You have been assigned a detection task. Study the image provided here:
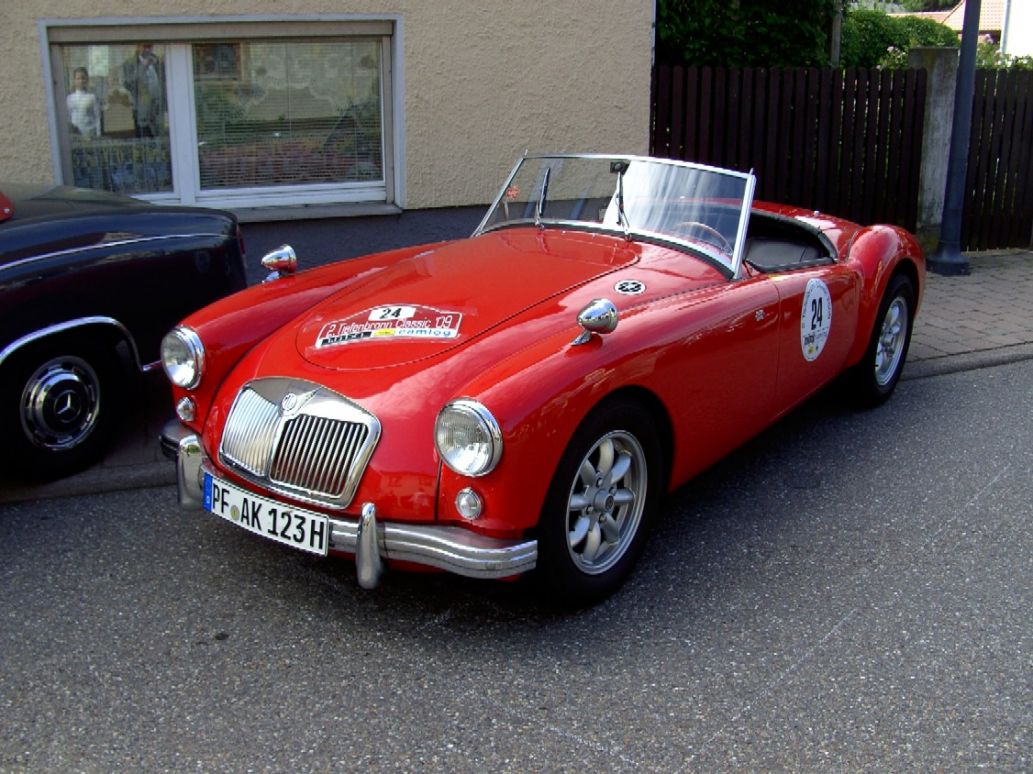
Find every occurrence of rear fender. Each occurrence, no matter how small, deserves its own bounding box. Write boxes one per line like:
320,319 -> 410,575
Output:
844,225 -> 925,367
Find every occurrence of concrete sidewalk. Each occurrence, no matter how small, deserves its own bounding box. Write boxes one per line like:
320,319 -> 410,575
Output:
2,249 -> 1031,505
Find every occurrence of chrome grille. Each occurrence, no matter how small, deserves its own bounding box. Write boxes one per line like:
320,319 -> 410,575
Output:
219,378 -> 380,509
270,414 -> 369,497
220,387 -> 280,475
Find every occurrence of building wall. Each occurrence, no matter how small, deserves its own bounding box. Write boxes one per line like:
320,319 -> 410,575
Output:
1003,0 -> 1033,57
1,2 -> 654,210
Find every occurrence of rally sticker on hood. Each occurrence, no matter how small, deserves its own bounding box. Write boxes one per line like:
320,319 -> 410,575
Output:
316,305 -> 463,348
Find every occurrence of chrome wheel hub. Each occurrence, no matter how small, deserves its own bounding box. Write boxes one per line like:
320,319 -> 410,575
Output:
20,356 -> 101,451
874,297 -> 908,387
565,430 -> 647,574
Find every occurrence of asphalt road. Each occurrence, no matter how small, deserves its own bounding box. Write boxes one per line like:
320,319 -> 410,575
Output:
2,360 -> 1030,771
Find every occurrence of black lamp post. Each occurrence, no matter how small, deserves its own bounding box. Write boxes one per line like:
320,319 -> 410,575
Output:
928,0 -> 981,276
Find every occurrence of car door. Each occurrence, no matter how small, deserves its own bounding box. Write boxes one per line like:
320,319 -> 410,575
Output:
770,262 -> 861,411
662,272 -> 783,485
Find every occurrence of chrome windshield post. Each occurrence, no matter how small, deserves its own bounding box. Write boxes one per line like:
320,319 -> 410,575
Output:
534,166 -> 551,228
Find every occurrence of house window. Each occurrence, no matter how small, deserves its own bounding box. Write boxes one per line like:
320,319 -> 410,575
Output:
47,20 -> 395,211
193,39 -> 383,191
59,43 -> 174,194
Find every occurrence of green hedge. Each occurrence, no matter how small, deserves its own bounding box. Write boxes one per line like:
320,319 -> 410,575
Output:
840,9 -> 957,68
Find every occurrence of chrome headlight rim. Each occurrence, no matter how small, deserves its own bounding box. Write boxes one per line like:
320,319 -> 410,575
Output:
434,398 -> 503,477
161,326 -> 205,390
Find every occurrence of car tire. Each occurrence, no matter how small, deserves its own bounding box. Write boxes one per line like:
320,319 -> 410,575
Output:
0,337 -> 123,480
534,399 -> 662,607
852,273 -> 915,407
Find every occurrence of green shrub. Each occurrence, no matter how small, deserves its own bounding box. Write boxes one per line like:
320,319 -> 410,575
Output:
977,40 -> 1033,70
656,0 -> 839,67
841,8 -> 957,68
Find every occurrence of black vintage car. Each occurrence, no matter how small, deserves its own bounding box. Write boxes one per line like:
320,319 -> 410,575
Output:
0,184 -> 246,480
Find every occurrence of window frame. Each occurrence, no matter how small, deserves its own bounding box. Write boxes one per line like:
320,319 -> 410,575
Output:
40,16 -> 404,212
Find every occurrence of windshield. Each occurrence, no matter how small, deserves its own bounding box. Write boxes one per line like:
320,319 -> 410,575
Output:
476,154 -> 756,276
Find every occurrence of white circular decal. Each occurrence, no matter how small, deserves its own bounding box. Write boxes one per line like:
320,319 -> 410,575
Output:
614,279 -> 645,295
801,278 -> 832,362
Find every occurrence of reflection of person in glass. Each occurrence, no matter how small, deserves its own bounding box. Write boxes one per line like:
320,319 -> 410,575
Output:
66,67 -> 101,137
121,43 -> 165,137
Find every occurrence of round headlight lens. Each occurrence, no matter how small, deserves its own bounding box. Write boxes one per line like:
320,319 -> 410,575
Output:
434,399 -> 502,477
161,326 -> 205,390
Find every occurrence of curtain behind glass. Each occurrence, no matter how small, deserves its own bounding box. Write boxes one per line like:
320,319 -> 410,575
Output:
193,39 -> 382,190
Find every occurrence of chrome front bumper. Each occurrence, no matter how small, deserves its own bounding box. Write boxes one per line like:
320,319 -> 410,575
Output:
161,420 -> 537,588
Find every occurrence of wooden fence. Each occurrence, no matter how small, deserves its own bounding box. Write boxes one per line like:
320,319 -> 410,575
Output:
652,63 -> 1033,251
651,64 -> 927,232
965,69 -> 1033,251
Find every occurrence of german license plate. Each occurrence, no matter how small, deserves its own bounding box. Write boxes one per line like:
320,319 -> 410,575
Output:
203,473 -> 330,556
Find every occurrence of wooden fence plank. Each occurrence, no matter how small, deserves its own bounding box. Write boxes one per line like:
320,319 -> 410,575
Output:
762,69 -> 782,202
750,68 -> 769,182
814,68 -> 833,210
684,67 -> 700,162
827,69 -> 845,217
902,69 -> 925,234
991,71 -> 1020,245
1009,72 -> 1033,246
670,65 -> 686,161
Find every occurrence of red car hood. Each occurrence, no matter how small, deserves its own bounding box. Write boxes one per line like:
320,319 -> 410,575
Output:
294,229 -> 640,370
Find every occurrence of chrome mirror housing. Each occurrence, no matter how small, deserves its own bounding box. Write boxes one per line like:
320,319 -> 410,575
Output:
261,245 -> 298,282
572,298 -> 619,345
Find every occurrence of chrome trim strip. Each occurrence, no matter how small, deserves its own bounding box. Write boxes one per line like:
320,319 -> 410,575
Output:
0,233 -> 224,275
0,316 -> 144,371
331,518 -> 538,580
730,173 -> 757,281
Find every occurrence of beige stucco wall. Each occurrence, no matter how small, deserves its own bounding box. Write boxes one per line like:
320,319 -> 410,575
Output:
0,2 -> 654,209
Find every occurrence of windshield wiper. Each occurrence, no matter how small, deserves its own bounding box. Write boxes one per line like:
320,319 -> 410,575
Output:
611,160 -> 631,238
534,166 -> 551,228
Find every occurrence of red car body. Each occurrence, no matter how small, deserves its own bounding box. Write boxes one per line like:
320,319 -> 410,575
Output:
162,155 -> 923,605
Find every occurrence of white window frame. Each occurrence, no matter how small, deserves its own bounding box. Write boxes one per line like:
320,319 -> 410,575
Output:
40,15 -> 406,212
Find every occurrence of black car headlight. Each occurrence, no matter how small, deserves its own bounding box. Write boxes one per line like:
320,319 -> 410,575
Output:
434,399 -> 502,477
161,326 -> 205,390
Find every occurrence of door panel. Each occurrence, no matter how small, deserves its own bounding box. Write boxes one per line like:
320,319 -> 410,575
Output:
665,275 -> 782,485
771,264 -> 860,410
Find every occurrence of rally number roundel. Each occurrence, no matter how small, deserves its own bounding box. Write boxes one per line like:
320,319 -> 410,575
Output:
800,278 -> 832,362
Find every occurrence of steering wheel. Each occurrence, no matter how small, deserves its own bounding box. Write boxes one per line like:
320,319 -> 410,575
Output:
672,221 -> 733,254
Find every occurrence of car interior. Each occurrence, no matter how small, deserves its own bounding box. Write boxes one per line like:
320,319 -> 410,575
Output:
743,212 -> 834,273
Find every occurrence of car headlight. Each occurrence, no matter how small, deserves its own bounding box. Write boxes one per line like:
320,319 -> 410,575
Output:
434,399 -> 502,477
161,326 -> 205,390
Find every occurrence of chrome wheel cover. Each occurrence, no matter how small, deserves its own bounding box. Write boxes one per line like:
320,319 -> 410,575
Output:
565,430 -> 647,575
20,356 -> 101,451
874,297 -> 909,387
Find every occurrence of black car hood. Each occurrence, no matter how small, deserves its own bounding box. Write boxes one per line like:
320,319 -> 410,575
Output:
0,184 -> 144,224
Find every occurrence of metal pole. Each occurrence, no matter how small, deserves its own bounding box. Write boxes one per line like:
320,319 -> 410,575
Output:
928,0 -> 981,276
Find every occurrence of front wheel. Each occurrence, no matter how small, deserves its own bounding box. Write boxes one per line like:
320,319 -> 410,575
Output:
851,273 -> 915,407
534,400 -> 662,607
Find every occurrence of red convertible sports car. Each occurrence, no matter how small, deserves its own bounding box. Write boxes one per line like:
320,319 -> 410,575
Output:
161,154 -> 923,606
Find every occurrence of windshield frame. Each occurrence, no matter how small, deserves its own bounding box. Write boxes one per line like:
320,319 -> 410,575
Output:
474,153 -> 757,279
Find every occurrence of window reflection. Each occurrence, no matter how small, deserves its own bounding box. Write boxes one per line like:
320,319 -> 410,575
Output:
59,43 -> 173,194
193,39 -> 382,190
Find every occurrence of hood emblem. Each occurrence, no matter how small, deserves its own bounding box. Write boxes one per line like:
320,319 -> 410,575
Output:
280,389 -> 315,417
614,279 -> 645,295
